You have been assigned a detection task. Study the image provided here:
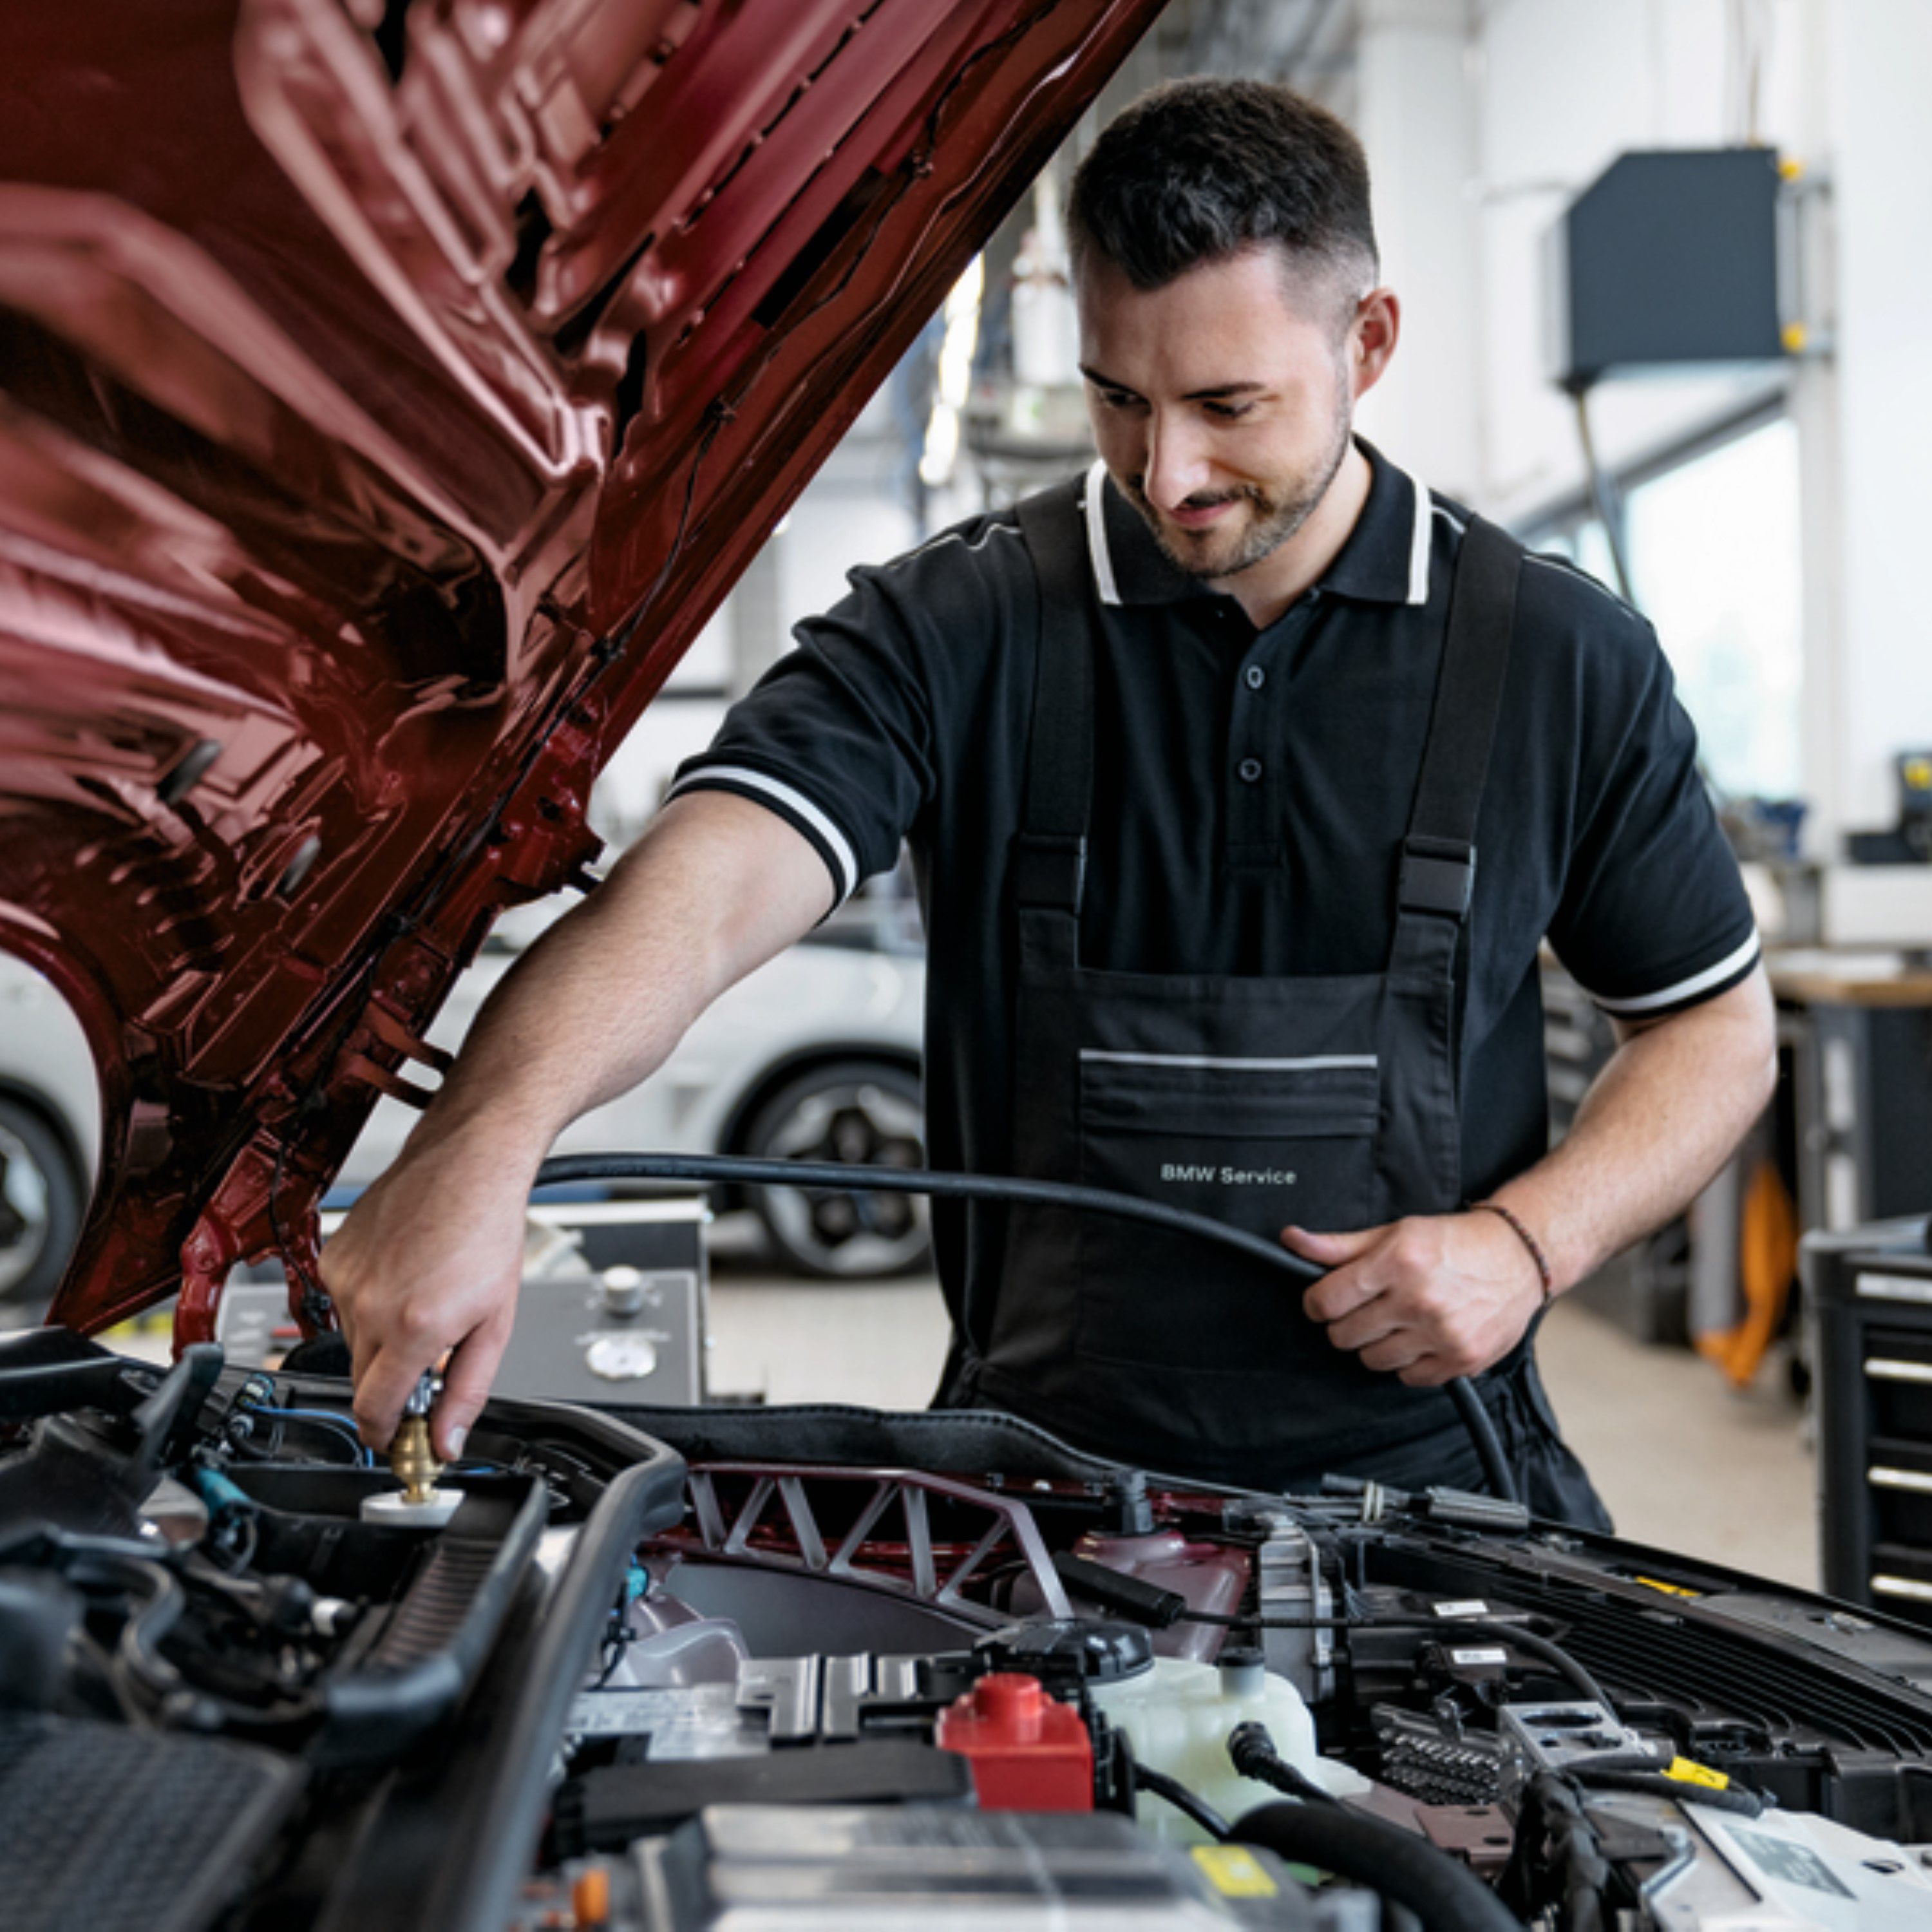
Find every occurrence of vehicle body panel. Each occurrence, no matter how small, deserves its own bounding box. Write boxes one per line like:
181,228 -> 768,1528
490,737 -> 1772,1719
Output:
0,0 -> 1167,1338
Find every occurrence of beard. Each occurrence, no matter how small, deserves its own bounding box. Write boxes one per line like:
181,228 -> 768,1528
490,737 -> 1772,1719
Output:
1124,390 -> 1354,583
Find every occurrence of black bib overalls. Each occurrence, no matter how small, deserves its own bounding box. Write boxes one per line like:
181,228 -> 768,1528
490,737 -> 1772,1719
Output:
948,476 -> 1607,1526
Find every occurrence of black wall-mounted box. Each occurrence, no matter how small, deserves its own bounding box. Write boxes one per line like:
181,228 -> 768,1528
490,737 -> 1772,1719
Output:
1550,147 -> 1786,388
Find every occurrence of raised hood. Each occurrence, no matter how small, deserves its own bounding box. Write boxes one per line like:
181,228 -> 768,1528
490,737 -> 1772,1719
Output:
0,0 -> 1164,1340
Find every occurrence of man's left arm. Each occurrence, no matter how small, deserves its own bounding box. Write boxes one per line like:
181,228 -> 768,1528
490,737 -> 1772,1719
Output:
1287,963 -> 1777,1384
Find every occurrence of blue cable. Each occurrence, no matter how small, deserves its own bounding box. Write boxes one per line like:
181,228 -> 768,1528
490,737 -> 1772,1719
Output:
247,1405 -> 372,1467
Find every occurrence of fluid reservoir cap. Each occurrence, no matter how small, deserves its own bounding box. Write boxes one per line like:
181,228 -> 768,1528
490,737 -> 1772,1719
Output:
1218,1644 -> 1267,1699
978,1618 -> 1155,1685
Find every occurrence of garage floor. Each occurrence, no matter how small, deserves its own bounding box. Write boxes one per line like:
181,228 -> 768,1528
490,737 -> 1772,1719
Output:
705,1245 -> 1819,1591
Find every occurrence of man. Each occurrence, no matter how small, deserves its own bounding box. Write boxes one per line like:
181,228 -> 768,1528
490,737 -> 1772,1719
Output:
323,81 -> 1775,1521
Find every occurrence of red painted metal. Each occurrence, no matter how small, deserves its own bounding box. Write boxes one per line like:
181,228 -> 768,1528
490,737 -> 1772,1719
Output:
0,0 -> 1169,1340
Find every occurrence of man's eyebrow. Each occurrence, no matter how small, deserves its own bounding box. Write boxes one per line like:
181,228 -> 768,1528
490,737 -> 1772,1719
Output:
1077,365 -> 1269,402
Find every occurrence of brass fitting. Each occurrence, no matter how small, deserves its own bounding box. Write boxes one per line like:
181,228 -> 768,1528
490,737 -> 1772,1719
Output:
390,1413 -> 442,1504
390,1368 -> 444,1503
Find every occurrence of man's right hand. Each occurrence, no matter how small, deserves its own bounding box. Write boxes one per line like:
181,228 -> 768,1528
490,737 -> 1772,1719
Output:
314,791 -> 843,1459
320,1132 -> 538,1458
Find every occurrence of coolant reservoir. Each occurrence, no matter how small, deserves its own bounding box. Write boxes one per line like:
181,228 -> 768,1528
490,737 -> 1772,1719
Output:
1091,1651 -> 1369,1844
1070,1527 -> 1249,1662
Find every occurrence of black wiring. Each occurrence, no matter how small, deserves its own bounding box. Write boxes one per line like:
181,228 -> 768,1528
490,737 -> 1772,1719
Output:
1133,1762 -> 1231,1841
1177,1610 -> 1614,1712
269,1112 -> 335,1328
591,1607 -> 636,1690
1569,1766 -> 1763,1817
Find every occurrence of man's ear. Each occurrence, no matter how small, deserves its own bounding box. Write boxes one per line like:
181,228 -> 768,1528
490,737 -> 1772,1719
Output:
1350,287 -> 1400,400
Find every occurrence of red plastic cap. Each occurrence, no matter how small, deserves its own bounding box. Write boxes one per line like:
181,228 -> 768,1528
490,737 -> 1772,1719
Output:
936,1671 -> 1094,1812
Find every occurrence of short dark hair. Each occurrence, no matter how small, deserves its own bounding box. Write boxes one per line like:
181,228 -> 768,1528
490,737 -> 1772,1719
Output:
1066,79 -> 1378,309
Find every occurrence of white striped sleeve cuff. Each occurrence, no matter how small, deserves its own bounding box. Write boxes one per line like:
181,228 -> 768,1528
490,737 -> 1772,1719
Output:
665,764 -> 862,907
1573,928 -> 1763,1017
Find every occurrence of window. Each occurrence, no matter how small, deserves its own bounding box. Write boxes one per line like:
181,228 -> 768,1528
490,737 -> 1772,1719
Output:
1526,412 -> 1804,802
1624,416 -> 1803,801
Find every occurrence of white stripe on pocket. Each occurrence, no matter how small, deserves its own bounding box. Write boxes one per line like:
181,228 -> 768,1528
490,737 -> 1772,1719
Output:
1078,1050 -> 1378,1072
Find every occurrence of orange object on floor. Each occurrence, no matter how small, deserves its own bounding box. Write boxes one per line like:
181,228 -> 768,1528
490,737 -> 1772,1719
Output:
1696,1157 -> 1798,1388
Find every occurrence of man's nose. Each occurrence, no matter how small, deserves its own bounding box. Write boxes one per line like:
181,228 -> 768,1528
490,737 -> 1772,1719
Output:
1142,412 -> 1213,510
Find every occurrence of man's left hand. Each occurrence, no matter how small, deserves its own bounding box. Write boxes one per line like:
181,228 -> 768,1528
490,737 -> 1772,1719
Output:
1283,1212 -> 1546,1385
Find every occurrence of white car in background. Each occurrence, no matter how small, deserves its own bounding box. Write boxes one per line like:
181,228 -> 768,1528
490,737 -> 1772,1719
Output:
0,905 -> 928,1307
340,897 -> 929,1278
0,953 -> 99,1309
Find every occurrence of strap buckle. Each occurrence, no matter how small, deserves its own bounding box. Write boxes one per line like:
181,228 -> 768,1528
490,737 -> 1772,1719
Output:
1398,835 -> 1477,920
1010,834 -> 1088,912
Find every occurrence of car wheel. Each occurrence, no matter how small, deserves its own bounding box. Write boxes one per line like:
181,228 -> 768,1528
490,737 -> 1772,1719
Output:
742,1060 -> 930,1279
0,1097 -> 84,1313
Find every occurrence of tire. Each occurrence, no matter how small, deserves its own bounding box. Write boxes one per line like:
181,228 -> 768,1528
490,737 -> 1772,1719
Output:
0,1096 -> 84,1314
741,1059 -> 931,1279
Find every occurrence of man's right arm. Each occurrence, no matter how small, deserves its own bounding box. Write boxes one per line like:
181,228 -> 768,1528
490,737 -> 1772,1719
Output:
319,790 -> 838,1455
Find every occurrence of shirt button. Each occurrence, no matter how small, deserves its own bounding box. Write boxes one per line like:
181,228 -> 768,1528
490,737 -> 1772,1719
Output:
1238,757 -> 1264,784
1244,665 -> 1266,690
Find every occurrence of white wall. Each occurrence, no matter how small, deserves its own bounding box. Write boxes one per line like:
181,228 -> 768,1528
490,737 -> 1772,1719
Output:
1352,0 -> 1482,500
1356,0 -> 1932,850
1820,0 -> 1932,835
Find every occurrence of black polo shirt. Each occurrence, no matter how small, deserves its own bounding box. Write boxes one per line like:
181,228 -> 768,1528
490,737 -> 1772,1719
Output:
672,443 -> 1759,1354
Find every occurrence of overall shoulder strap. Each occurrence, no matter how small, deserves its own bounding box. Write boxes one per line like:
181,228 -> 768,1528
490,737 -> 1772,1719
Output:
1012,475 -> 1097,916
1395,511 -> 1523,934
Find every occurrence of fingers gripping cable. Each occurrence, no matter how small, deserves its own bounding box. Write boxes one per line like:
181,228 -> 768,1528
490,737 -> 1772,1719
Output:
532,1153 -> 1520,1505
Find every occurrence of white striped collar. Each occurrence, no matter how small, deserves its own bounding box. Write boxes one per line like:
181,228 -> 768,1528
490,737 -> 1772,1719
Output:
1081,457 -> 1122,606
1079,444 -> 1435,610
1399,459 -> 1433,607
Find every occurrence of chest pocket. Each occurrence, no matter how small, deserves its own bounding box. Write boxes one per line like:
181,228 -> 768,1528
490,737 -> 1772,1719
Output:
1074,1051 -> 1379,1374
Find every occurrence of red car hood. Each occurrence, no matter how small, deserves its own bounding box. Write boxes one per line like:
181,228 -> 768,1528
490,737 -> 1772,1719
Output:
0,0 -> 1162,1340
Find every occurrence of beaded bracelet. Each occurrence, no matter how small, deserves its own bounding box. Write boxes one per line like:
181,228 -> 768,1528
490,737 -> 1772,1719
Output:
1470,1199 -> 1555,1302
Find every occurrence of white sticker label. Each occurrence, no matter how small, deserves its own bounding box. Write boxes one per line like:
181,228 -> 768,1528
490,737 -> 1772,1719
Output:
1448,1647 -> 1510,1667
1432,1599 -> 1490,1618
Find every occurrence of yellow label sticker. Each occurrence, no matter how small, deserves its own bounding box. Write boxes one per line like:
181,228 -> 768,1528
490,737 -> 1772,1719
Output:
1635,1576 -> 1702,1600
1904,756 -> 1932,792
1192,1846 -> 1280,1899
1666,1756 -> 1732,1790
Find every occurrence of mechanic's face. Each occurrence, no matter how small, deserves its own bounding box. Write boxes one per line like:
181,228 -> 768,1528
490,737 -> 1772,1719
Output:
1076,246 -> 1394,583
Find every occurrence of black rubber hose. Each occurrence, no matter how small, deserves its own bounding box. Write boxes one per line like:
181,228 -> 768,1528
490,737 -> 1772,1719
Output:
1227,1719 -> 1339,1804
1133,1762 -> 1232,1841
534,1152 -> 1522,1506
1447,1377 -> 1519,1506
1230,1800 -> 1527,1932
539,1151 -> 1324,1278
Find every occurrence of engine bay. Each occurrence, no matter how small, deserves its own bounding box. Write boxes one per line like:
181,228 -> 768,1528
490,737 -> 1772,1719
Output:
3,1328 -> 1932,1931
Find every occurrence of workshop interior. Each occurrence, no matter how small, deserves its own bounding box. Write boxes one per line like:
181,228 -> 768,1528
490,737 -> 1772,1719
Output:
3,2 -> 1932,1928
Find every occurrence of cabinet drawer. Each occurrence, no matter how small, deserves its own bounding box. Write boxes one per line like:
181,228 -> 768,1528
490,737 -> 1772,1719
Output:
1864,1331 -> 1932,1438
1865,1440 -> 1932,1545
